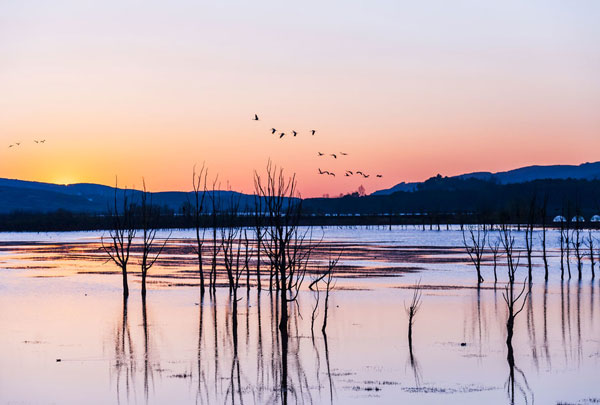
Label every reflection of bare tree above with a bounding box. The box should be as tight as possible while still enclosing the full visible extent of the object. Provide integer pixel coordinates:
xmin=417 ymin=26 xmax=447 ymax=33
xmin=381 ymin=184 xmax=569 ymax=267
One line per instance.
xmin=542 ymin=280 xmax=551 ymax=368
xmin=141 ymin=296 xmax=154 ymax=402
xmin=113 ymin=297 xmax=136 ymax=405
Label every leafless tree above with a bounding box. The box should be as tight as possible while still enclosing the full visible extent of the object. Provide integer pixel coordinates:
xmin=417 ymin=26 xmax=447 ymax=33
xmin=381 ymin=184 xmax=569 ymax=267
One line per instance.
xmin=405 ymin=280 xmax=423 ymax=361
xmin=321 ymin=255 xmax=339 ymax=334
xmin=524 ymin=194 xmax=536 ymax=281
xmin=462 ymin=224 xmax=488 ymax=284
xmin=192 ymin=164 xmax=208 ymax=295
xmin=588 ymin=231 xmax=596 ymax=279
xmin=140 ymin=179 xmax=170 ymax=298
xmin=572 ymin=211 xmax=584 ymax=279
xmin=490 ymin=235 xmax=502 ymax=283
xmin=102 ymin=180 xmax=136 ymax=298
xmin=254 ymin=161 xmax=303 ymax=336
xmin=252 ymin=190 xmax=267 ymax=292
xmin=540 ymin=194 xmax=549 ymax=280
xmin=207 ymin=176 xmax=221 ymax=293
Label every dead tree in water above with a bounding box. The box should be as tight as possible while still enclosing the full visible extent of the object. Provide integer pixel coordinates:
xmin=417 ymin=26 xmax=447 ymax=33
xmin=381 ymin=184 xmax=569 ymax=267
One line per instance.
xmin=207 ymin=176 xmax=221 ymax=293
xmin=405 ymin=281 xmax=423 ymax=361
xmin=102 ymin=181 xmax=136 ymax=298
xmin=140 ymin=180 xmax=170 ymax=298
xmin=524 ymin=194 xmax=536 ymax=282
xmin=254 ymin=161 xmax=302 ymax=336
xmin=540 ymin=194 xmax=549 ymax=280
xmin=462 ymin=224 xmax=487 ymax=284
xmin=572 ymin=212 xmax=584 ymax=279
xmin=321 ymin=255 xmax=339 ymax=334
xmin=588 ymin=231 xmax=596 ymax=279
xmin=192 ymin=164 xmax=208 ymax=295
xmin=490 ymin=236 xmax=501 ymax=283
xmin=252 ymin=188 xmax=266 ymax=292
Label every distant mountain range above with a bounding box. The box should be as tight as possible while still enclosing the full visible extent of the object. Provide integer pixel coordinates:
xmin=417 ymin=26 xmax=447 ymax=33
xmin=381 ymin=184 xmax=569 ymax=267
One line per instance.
xmin=372 ymin=161 xmax=600 ymax=196
xmin=0 ymin=178 xmax=257 ymax=214
xmin=2 ymin=161 xmax=600 ymax=214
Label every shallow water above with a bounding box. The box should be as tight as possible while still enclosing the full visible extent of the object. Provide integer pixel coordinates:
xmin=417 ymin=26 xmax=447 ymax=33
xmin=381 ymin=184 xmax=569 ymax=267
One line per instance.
xmin=0 ymin=226 xmax=599 ymax=404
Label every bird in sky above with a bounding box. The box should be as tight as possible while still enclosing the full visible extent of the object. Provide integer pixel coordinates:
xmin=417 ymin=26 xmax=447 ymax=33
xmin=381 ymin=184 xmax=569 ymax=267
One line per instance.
xmin=15 ymin=142 xmax=20 ymax=146
xmin=40 ymin=140 xmax=45 ymax=143
xmin=318 ymin=152 xmax=324 ymax=156
xmin=271 ymin=128 xmax=277 ymax=134
xmin=328 ymin=172 xmax=336 ymax=177
xmin=345 ymin=173 xmax=350 ymax=177
xmin=8 ymin=144 xmax=13 ymax=148
xmin=356 ymin=171 xmax=364 ymax=176
xmin=253 ymin=114 xmax=259 ymax=121
xmin=318 ymin=168 xmax=324 ymax=174
xmin=330 ymin=154 xmax=337 ymax=159
xmin=346 ymin=170 xmax=353 ymax=175
xmin=376 ymin=174 xmax=383 ymax=178
xmin=340 ymin=152 xmax=348 ymax=156
xmin=34 ymin=140 xmax=39 ymax=143
xmin=363 ymin=174 xmax=370 ymax=178
xmin=311 ymin=130 xmax=316 ymax=135
xmin=279 ymin=133 xmax=285 ymax=138
xmin=292 ymin=130 xmax=297 ymax=137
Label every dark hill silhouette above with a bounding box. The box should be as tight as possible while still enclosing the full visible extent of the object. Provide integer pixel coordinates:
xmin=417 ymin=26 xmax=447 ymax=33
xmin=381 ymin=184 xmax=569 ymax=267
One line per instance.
xmin=373 ymin=161 xmax=600 ymax=196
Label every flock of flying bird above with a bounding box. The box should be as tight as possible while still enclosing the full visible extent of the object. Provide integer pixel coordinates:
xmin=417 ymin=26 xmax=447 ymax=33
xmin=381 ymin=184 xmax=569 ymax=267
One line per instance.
xmin=253 ymin=113 xmax=382 ymax=180
xmin=8 ymin=139 xmax=46 ymax=148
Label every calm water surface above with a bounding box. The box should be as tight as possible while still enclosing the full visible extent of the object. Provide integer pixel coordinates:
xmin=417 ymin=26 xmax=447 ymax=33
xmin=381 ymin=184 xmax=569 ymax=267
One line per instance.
xmin=0 ymin=226 xmax=599 ymax=404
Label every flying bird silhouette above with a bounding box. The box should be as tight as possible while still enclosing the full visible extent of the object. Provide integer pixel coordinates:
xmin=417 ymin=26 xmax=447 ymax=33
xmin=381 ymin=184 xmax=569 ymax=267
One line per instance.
xmin=279 ymin=132 xmax=285 ymax=138
xmin=356 ymin=171 xmax=364 ymax=176
xmin=271 ymin=128 xmax=277 ymax=134
xmin=363 ymin=174 xmax=370 ymax=178
xmin=345 ymin=173 xmax=350 ymax=177
xmin=318 ymin=152 xmax=324 ymax=156
xmin=318 ymin=168 xmax=324 ymax=174
xmin=376 ymin=174 xmax=382 ymax=178
xmin=311 ymin=130 xmax=316 ymax=135
xmin=340 ymin=152 xmax=348 ymax=156
xmin=328 ymin=172 xmax=336 ymax=177
xmin=8 ymin=144 xmax=13 ymax=148
xmin=253 ymin=114 xmax=259 ymax=121
xmin=292 ymin=130 xmax=297 ymax=137
xmin=40 ymin=140 xmax=45 ymax=143
xmin=330 ymin=154 xmax=337 ymax=159
xmin=15 ymin=142 xmax=20 ymax=146
xmin=346 ymin=170 xmax=353 ymax=175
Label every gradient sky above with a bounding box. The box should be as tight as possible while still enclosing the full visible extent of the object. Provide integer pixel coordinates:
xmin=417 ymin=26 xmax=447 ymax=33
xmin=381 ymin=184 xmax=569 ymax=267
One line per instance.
xmin=1 ymin=1 xmax=599 ymax=197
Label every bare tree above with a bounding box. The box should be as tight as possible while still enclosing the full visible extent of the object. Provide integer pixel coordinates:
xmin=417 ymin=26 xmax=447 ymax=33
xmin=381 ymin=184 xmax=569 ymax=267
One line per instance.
xmin=524 ymin=193 xmax=536 ymax=281
xmin=405 ymin=281 xmax=423 ymax=361
xmin=254 ymin=161 xmax=302 ymax=336
xmin=572 ymin=211 xmax=584 ymax=279
xmin=462 ymin=224 xmax=488 ymax=284
xmin=321 ymin=255 xmax=339 ymax=334
xmin=588 ymin=230 xmax=596 ymax=279
xmin=102 ymin=180 xmax=136 ymax=298
xmin=192 ymin=164 xmax=208 ymax=295
xmin=540 ymin=194 xmax=549 ymax=280
xmin=207 ymin=176 xmax=221 ymax=293
xmin=490 ymin=235 xmax=501 ymax=283
xmin=140 ymin=179 xmax=170 ymax=298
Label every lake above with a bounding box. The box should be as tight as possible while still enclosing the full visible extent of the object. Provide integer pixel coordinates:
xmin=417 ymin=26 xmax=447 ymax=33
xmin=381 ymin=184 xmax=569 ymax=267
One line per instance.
xmin=0 ymin=226 xmax=598 ymax=404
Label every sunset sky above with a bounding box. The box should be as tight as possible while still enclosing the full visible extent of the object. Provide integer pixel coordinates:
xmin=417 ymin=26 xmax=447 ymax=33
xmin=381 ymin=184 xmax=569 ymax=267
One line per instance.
xmin=1 ymin=1 xmax=599 ymax=197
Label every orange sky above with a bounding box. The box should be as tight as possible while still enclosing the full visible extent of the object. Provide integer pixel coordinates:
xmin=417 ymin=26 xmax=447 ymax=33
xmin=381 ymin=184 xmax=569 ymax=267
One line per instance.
xmin=1 ymin=1 xmax=599 ymax=197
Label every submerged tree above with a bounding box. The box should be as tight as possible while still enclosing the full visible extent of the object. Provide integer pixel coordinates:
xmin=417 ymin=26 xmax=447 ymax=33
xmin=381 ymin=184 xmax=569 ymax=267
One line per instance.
xmin=192 ymin=164 xmax=208 ymax=295
xmin=140 ymin=179 xmax=170 ymax=298
xmin=405 ymin=280 xmax=423 ymax=362
xmin=540 ymin=193 xmax=549 ymax=280
xmin=462 ymin=224 xmax=487 ymax=284
xmin=102 ymin=181 xmax=136 ymax=298
xmin=588 ymin=231 xmax=596 ymax=279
